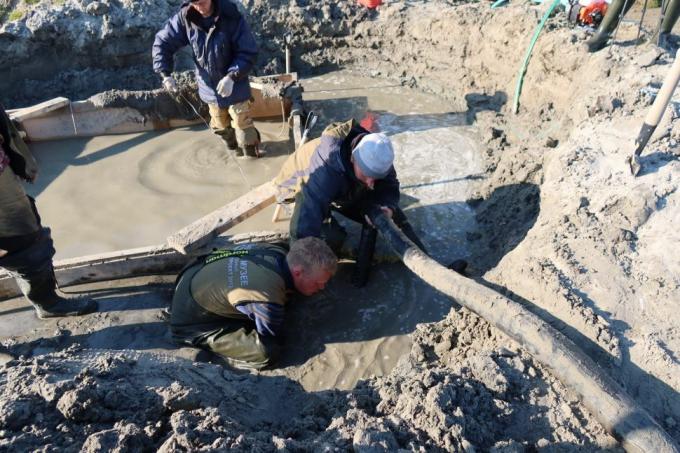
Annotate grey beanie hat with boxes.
[351,133,394,179]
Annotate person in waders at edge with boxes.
[169,237,337,370]
[585,0,679,52]
[274,119,469,288]
[152,0,262,158]
[0,106,98,362]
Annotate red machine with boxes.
[568,0,608,26]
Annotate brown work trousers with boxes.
[208,100,258,147]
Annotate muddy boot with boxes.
[447,259,469,276]
[586,32,611,52]
[1,230,97,319]
[242,144,259,159]
[237,126,264,159]
[221,127,243,157]
[16,264,97,319]
[351,225,377,288]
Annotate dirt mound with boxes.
[0,309,618,450]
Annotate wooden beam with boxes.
[17,73,298,141]
[166,181,277,254]
[9,97,70,122]
[18,101,201,141]
[0,231,289,300]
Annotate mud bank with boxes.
[0,310,619,451]
[1,0,679,450]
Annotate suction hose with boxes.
[370,209,679,453]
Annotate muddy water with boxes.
[19,70,484,391]
[260,71,484,390]
[26,121,291,259]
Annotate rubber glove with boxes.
[216,73,235,97]
[162,76,178,94]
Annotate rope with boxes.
[176,92,252,189]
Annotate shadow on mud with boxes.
[467,182,541,274]
[635,150,679,177]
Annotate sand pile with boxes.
[0,310,618,451]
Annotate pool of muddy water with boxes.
[18,70,484,390]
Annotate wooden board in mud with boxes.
[166,181,278,254]
[13,73,299,141]
[0,231,289,300]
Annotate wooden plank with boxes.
[166,181,277,254]
[19,102,202,141]
[9,97,70,122]
[0,230,289,300]
[249,73,297,119]
[0,244,183,300]
[16,73,298,141]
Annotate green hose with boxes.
[512,0,562,114]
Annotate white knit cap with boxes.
[352,133,394,179]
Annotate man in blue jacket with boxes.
[275,119,428,287]
[152,0,261,158]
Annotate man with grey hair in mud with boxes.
[152,0,261,158]
[169,237,337,370]
[0,106,97,326]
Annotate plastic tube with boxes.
[512,0,562,114]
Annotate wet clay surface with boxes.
[2,0,680,449]
[11,71,483,393]
[26,120,291,259]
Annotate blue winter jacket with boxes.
[152,0,258,107]
[295,121,400,239]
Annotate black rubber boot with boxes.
[0,229,97,319]
[351,225,377,288]
[15,264,97,319]
[242,144,259,159]
[586,0,636,52]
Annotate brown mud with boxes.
[1,0,679,450]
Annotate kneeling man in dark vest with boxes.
[170,237,337,370]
